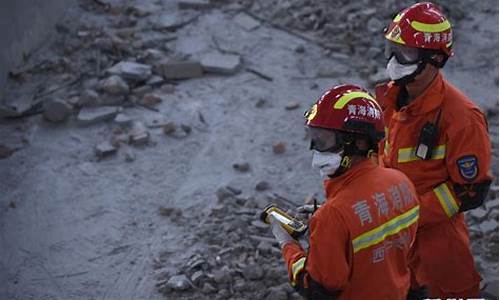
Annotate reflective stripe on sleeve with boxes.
[290,257,306,286]
[352,206,419,254]
[397,144,446,163]
[433,183,460,217]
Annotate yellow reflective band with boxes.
[384,140,390,156]
[397,144,446,163]
[393,14,402,23]
[290,257,306,286]
[410,20,451,33]
[433,183,459,217]
[333,91,381,110]
[446,41,453,48]
[352,206,419,254]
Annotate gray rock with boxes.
[166,274,191,291]
[216,186,237,202]
[79,89,100,107]
[156,60,203,80]
[233,162,250,172]
[129,123,150,146]
[100,95,125,106]
[201,53,241,75]
[265,286,288,300]
[0,144,16,159]
[146,75,165,87]
[202,282,217,294]
[212,266,231,284]
[114,113,133,126]
[77,106,120,125]
[251,220,269,231]
[367,17,384,34]
[151,14,183,31]
[95,141,117,158]
[141,93,162,107]
[233,13,260,31]
[123,149,136,162]
[255,181,270,191]
[242,264,264,280]
[178,0,211,10]
[190,270,206,286]
[480,219,498,234]
[107,61,152,82]
[43,99,72,122]
[100,75,130,95]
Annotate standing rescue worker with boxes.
[268,84,420,299]
[378,2,492,298]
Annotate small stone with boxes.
[251,220,269,231]
[145,116,169,128]
[273,142,286,154]
[233,13,260,31]
[178,0,211,10]
[146,75,164,87]
[114,113,132,126]
[233,162,250,172]
[107,61,152,82]
[100,95,125,106]
[129,122,150,146]
[295,44,305,53]
[124,149,136,162]
[142,93,162,107]
[202,282,217,294]
[43,99,72,122]
[95,141,117,158]
[212,266,231,284]
[166,275,191,291]
[242,264,264,280]
[257,240,273,253]
[255,98,267,108]
[255,181,270,191]
[226,186,242,195]
[157,60,203,79]
[285,101,300,110]
[158,206,183,219]
[180,124,192,135]
[201,53,241,75]
[9,201,16,209]
[163,122,177,135]
[367,17,384,34]
[100,75,129,95]
[216,186,237,202]
[479,219,498,234]
[265,285,288,300]
[77,106,120,125]
[79,89,100,107]
[151,14,183,30]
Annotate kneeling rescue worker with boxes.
[378,2,492,298]
[268,84,421,299]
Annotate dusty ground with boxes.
[0,0,498,299]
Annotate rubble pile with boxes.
[155,186,302,300]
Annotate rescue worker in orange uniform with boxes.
[378,2,492,298]
[268,84,420,299]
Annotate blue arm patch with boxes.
[456,155,478,182]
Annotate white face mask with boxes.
[311,150,342,179]
[386,56,418,80]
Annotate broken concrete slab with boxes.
[201,53,241,75]
[107,61,152,82]
[156,60,203,80]
[114,113,132,126]
[79,89,100,107]
[178,0,211,10]
[77,106,120,125]
[43,99,72,122]
[129,122,150,146]
[145,115,170,128]
[151,14,183,31]
[100,75,130,95]
[95,141,117,158]
[233,13,260,31]
[146,75,165,87]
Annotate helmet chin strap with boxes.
[326,140,370,179]
[393,61,427,86]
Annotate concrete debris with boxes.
[157,60,203,79]
[201,53,241,75]
[243,264,264,280]
[233,162,250,172]
[216,186,237,202]
[273,142,286,154]
[265,285,288,300]
[151,14,184,31]
[165,275,191,291]
[77,106,120,125]
[114,113,132,126]
[95,141,117,158]
[158,207,183,220]
[163,122,177,135]
[100,75,129,95]
[178,0,211,10]
[146,75,165,87]
[233,13,260,31]
[123,149,136,162]
[201,282,217,294]
[129,122,150,146]
[285,101,300,110]
[0,145,17,159]
[107,61,152,82]
[43,98,72,122]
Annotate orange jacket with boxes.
[282,160,419,300]
[376,72,492,228]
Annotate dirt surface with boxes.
[0,1,498,299]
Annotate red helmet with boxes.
[385,2,453,57]
[305,84,385,142]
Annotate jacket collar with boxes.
[323,159,377,200]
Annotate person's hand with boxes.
[296,204,321,221]
[269,215,294,249]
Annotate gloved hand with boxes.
[296,204,321,221]
[269,215,295,249]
